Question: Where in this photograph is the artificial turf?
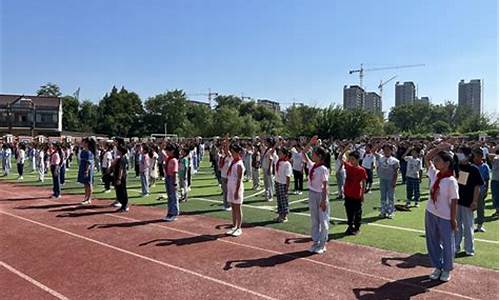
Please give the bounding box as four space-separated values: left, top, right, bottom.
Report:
2 157 498 270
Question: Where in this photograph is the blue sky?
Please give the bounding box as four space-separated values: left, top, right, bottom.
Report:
1 0 498 115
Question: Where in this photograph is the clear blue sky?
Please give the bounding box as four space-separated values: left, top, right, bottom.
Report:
1 0 498 115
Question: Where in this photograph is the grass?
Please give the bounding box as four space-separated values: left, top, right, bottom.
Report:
2 158 498 270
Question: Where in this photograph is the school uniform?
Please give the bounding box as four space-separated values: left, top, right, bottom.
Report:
2 148 12 175
139 154 150 195
291 150 304 192
274 158 292 216
50 151 61 197
404 156 423 206
491 156 499 214
375 153 400 216
473 162 490 228
164 156 179 217
36 149 45 182
251 151 261 189
425 164 459 272
227 158 245 204
262 149 278 200
114 155 129 209
220 155 232 209
335 155 346 198
361 153 375 190
306 161 330 249
101 150 113 191
16 149 25 178
178 156 189 200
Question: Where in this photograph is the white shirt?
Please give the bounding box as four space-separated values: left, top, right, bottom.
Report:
273 158 292 184
361 153 375 169
220 156 232 179
102 151 113 169
291 151 304 171
17 149 25 164
306 160 329 193
426 164 459 220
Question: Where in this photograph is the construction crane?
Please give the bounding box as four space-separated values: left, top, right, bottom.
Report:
187 88 218 107
378 75 397 100
349 63 425 88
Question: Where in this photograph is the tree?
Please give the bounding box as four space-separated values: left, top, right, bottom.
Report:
37 83 62 97
284 105 321 137
214 95 242 111
432 120 451 134
185 103 214 137
144 90 188 136
78 100 98 133
96 86 144 137
212 106 244 136
61 96 80 131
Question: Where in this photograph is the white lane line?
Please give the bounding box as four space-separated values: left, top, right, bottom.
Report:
288 197 309 205
0 211 276 300
190 197 499 245
245 189 266 199
0 260 69 300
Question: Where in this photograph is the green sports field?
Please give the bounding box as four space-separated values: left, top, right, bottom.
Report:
2 158 498 270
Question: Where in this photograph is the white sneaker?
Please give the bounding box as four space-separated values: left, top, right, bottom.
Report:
429 268 441 280
81 199 91 205
225 227 237 235
465 252 475 256
298 191 303 195
308 243 319 253
112 201 122 208
224 206 232 211
104 189 111 194
314 246 326 254
231 228 242 237
439 271 451 282
267 198 273 202
475 226 486 232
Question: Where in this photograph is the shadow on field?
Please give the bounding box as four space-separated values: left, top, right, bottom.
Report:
15 202 81 210
50 204 110 212
88 219 165 229
56 210 117 218
223 250 314 270
381 253 432 269
139 234 226 247
0 196 51 202
352 275 444 300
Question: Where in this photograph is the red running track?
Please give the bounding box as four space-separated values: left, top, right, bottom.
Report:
0 182 498 299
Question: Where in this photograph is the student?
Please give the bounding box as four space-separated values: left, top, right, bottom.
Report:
243 143 253 182
2 144 12 176
374 143 400 218
29 145 36 172
291 144 304 195
219 143 232 211
139 144 151 197
225 143 245 237
302 137 331 254
361 144 375 193
472 148 490 232
134 144 141 178
37 145 46 182
50 143 62 199
59 144 68 186
16 144 26 181
101 144 113 193
403 147 423 208
150 146 159 188
424 144 459 282
113 145 129 212
262 138 277 201
334 150 346 200
491 149 499 217
274 147 293 222
251 144 261 190
78 138 96 205
455 145 483 256
178 148 190 202
164 143 180 222
339 147 367 235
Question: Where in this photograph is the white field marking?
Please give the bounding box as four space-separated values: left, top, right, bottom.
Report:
0 190 489 300
0 260 69 300
0 211 277 300
245 189 266 199
102 212 479 300
288 197 310 205
191 197 498 245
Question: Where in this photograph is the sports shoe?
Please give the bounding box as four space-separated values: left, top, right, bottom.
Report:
116 207 129 213
231 228 242 237
414 202 420 208
104 189 111 194
439 271 451 282
225 227 237 235
308 243 319 253
314 246 326 254
224 206 232 211
405 203 411 209
281 215 288 223
112 201 122 208
465 252 475 256
429 268 441 280
163 215 177 222
386 214 394 219
474 226 486 232
81 199 91 205
267 198 273 202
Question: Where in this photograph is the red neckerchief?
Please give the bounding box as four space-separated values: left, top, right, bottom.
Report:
276 157 288 173
227 157 241 176
309 162 322 181
431 170 454 204
219 155 227 169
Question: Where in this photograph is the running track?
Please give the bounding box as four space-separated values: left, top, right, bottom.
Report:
0 182 497 299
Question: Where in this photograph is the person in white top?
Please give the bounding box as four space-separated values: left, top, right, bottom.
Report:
361 144 376 193
302 136 331 254
225 143 245 237
16 144 26 181
150 148 159 188
335 150 346 199
101 145 114 193
36 145 46 182
273 147 293 223
424 143 459 282
261 138 278 201
291 144 305 195
219 145 232 211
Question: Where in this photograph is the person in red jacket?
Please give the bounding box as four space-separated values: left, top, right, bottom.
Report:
339 145 368 235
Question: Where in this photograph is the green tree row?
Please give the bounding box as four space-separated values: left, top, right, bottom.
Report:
36 83 498 139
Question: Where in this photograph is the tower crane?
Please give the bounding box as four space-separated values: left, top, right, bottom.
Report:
187 88 218 107
378 75 397 100
349 63 425 88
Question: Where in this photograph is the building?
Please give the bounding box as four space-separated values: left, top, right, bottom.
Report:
416 96 430 104
0 94 62 136
364 92 382 113
395 81 416 106
188 100 210 108
343 85 365 110
458 79 482 114
257 99 281 113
